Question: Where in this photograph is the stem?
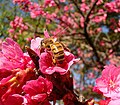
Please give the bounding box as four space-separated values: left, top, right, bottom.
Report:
72 0 85 18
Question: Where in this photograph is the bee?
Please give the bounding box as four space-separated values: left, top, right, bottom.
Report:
40 37 70 65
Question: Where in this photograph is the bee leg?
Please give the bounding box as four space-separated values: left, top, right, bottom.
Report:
34 68 39 76
60 42 70 52
40 47 45 54
52 57 56 65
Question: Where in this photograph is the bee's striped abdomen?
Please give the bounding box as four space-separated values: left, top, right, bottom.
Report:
50 42 65 64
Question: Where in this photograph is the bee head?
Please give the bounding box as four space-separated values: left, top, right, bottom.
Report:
41 37 56 50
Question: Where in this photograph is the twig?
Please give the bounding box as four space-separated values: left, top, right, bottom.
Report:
83 0 103 67
72 0 85 18
34 17 41 38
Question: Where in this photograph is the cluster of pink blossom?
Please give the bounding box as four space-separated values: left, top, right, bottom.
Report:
80 3 89 13
44 0 56 7
91 0 103 5
29 2 44 18
13 0 56 19
114 20 120 33
109 18 120 33
12 0 108 35
94 64 120 105
105 0 120 13
90 9 107 23
44 0 66 7
0 30 79 104
8 16 28 36
12 0 104 32
13 0 31 12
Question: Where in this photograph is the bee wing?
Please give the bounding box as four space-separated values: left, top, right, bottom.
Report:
60 42 70 52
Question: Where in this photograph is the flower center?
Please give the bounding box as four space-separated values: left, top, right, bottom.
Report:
109 79 116 89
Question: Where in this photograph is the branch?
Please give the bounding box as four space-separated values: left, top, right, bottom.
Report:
34 17 41 38
85 0 99 23
72 0 85 18
65 32 84 36
83 0 104 67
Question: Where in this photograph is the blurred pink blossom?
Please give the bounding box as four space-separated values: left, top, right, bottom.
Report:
64 6 69 11
87 72 95 79
105 0 120 13
29 3 44 18
80 17 84 28
44 0 55 7
80 3 89 12
60 0 66 2
9 16 28 35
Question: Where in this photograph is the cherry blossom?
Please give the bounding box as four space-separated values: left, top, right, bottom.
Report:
108 98 120 105
0 68 35 102
3 94 25 105
44 0 55 7
0 38 34 70
60 0 66 2
0 38 35 102
105 0 120 13
39 51 77 75
22 76 53 104
29 3 44 18
95 64 120 98
9 16 28 36
13 0 31 12
80 3 89 13
99 98 110 105
30 37 43 56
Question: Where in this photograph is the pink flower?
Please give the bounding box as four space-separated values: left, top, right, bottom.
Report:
0 69 12 81
13 0 31 12
9 16 28 35
39 51 77 75
64 6 69 11
99 98 110 105
30 37 43 56
44 30 50 38
0 100 3 104
80 17 84 28
108 98 120 105
60 0 66 2
0 68 36 101
0 38 34 70
0 38 24 70
22 76 53 104
29 3 44 18
3 94 25 105
0 38 36 102
87 72 95 79
8 29 15 34
80 3 89 12
104 0 120 13
93 86 103 95
95 64 120 98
